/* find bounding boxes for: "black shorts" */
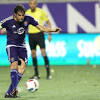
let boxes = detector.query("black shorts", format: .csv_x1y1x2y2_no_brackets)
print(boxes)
29,32,45,50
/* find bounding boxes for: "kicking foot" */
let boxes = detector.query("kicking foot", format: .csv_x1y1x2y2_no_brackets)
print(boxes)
4,93,18,98
5,88,18,98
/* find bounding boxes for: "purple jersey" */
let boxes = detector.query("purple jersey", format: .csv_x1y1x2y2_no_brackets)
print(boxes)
1,16,38,46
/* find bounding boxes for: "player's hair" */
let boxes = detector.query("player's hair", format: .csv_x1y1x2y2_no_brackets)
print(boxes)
14,4,26,14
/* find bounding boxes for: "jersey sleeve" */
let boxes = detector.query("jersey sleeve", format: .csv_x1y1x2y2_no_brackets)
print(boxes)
1,21,7,28
28,16,39,26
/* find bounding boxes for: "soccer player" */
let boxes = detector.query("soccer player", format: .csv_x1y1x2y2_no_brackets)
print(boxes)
0,4,61,98
26,0,53,79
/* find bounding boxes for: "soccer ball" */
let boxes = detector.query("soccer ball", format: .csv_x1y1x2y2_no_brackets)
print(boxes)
26,79,39,92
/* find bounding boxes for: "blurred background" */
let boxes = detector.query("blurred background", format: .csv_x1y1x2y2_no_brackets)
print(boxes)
0,0,100,66
1,1,100,100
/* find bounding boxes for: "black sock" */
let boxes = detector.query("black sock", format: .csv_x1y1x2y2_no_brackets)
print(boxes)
32,57,38,76
43,56,50,76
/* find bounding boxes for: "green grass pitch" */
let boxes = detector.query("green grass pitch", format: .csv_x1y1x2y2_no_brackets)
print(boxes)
0,66,100,100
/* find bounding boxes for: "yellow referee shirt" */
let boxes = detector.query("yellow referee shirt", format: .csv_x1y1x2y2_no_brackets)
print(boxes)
26,7,49,34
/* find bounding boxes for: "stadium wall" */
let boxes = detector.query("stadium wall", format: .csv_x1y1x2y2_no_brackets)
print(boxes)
0,0,99,4
0,2,100,33
0,34,100,66
0,1,100,66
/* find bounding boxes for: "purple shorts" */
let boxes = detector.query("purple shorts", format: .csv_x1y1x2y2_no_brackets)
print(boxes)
6,46,28,64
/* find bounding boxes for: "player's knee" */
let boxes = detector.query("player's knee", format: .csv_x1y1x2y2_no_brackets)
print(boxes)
31,50,36,57
10,61,18,69
41,52,46,56
32,54,36,58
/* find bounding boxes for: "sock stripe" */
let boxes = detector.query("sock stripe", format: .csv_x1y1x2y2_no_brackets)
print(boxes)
17,72,22,77
10,69,18,73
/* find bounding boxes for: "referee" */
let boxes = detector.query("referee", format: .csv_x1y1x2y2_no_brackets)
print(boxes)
26,0,52,79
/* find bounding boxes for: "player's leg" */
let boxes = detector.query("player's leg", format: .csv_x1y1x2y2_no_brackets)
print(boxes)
31,49,40,79
6,59,25,98
5,46,19,98
17,47,28,84
41,48,52,79
17,59,26,84
29,34,40,79
18,59,26,74
39,32,52,79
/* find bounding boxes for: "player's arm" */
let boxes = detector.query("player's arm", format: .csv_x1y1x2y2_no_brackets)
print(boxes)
46,20,52,41
36,24,61,33
42,11,52,41
46,20,51,34
28,16,61,32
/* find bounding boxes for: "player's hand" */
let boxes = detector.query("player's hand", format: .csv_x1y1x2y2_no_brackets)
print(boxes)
0,28,6,34
55,27,61,32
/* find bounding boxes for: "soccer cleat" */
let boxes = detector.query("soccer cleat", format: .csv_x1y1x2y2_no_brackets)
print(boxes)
30,75,40,79
47,75,52,80
5,88,18,98
11,88,18,96
5,93,18,98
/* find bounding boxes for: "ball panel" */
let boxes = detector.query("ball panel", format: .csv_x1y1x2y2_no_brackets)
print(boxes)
26,79,39,92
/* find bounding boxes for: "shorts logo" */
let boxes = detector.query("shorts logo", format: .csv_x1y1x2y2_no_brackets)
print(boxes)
10,57,14,62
